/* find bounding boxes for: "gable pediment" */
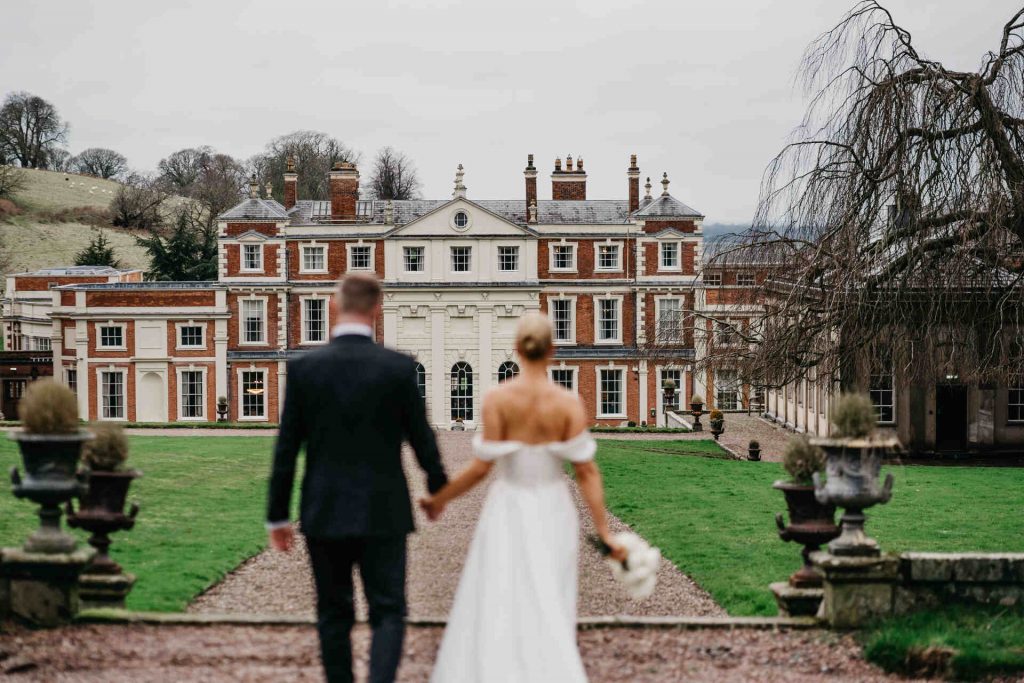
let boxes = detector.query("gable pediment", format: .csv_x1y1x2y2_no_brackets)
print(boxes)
235,231,271,242
387,198,533,237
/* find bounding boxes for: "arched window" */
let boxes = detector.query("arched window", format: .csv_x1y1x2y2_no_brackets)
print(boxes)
497,361,520,383
414,363,427,401
450,362,474,421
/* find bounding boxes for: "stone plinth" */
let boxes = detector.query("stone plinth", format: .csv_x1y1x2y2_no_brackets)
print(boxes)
0,546,95,626
770,581,823,617
811,551,899,629
80,572,136,610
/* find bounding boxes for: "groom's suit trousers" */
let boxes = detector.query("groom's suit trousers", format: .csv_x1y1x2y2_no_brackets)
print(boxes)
307,534,408,683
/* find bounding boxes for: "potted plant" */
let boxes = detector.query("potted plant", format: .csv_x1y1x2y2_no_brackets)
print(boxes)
9,380,90,554
773,436,839,588
451,417,465,431
811,393,897,557
708,408,725,440
216,396,229,422
748,439,761,461
689,393,705,432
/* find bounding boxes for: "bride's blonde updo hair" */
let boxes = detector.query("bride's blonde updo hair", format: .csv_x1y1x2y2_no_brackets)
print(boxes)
516,312,553,361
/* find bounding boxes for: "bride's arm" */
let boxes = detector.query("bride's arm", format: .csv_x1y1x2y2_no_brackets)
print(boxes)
418,394,500,520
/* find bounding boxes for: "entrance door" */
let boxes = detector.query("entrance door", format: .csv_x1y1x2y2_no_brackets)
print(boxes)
137,371,166,423
2,380,26,420
935,384,968,451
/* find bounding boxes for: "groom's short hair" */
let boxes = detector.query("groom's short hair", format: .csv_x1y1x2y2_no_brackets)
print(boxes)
338,273,382,314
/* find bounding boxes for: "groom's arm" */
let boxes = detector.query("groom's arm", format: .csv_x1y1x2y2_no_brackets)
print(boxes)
401,363,448,494
267,358,306,529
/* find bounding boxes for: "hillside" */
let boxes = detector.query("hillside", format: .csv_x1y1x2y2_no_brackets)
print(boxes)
1,168,152,274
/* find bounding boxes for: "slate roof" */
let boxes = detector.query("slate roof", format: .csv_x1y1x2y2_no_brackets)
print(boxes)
218,198,291,221
633,194,704,219
14,266,130,276
285,199,634,226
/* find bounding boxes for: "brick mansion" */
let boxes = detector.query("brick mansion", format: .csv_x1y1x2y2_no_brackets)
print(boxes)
1,154,756,428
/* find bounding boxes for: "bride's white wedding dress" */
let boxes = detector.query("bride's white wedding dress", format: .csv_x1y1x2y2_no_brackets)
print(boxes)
430,431,596,683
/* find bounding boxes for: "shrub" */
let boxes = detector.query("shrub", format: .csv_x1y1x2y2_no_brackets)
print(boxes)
690,393,705,405
662,377,677,390
0,198,20,217
20,380,79,434
709,408,724,421
749,440,760,449
782,436,825,484
627,420,637,427
831,393,876,439
81,422,129,471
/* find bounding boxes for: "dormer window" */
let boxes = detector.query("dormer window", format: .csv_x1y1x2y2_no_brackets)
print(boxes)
242,244,263,272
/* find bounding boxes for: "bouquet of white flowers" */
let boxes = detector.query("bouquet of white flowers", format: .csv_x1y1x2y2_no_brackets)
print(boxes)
588,532,660,600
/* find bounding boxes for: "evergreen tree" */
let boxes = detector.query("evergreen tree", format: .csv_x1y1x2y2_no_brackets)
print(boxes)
137,205,218,281
74,231,121,268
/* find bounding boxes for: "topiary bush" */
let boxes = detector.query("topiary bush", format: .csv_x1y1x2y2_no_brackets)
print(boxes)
709,408,724,421
831,393,876,439
81,422,129,471
20,380,79,434
782,436,825,484
690,393,705,405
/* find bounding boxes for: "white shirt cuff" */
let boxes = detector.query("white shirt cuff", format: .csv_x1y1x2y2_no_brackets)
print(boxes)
265,520,292,531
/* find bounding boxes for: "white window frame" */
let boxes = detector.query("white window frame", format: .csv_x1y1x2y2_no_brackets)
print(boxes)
403,245,426,273
869,372,896,425
97,322,127,350
595,241,623,272
496,245,520,273
177,366,208,421
658,366,685,415
65,367,78,394
737,272,756,287
705,272,722,286
241,243,264,272
96,367,127,421
300,295,330,345
659,241,681,271
1009,378,1024,423
239,296,268,346
549,365,578,393
450,245,472,273
715,318,742,347
596,365,627,419
550,242,577,272
175,321,207,350
594,295,623,345
715,369,741,411
547,295,577,345
300,243,328,274
237,368,268,421
347,243,374,271
655,297,684,344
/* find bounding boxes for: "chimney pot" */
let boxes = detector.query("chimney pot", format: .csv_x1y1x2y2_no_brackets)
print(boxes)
248,174,259,199
554,157,562,172
628,155,640,213
576,156,583,171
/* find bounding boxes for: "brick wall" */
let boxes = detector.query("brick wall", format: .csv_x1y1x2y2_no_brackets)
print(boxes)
552,179,586,200
538,239,636,279
86,362,135,421
226,243,280,278
227,292,282,351
643,291,694,347
287,241,346,280
228,362,280,422
88,321,135,359
84,291,216,308
330,177,359,220
165,320,215,357
168,362,217,422
642,219,698,235
15,275,109,292
224,222,278,238
539,291,635,346
573,359,641,425
60,291,75,306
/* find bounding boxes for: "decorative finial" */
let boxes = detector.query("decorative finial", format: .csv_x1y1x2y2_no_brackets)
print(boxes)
661,172,670,196
265,180,273,199
566,154,573,170
384,199,394,224
528,198,538,224
453,163,467,198
554,157,562,171
249,174,259,199
527,153,534,169
644,176,652,199
576,156,583,171
286,156,296,173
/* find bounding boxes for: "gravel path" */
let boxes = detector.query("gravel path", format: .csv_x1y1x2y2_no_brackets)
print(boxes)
189,431,723,618
0,623,945,682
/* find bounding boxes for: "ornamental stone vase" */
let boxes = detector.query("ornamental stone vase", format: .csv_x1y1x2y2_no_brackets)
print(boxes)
690,402,704,432
709,418,724,440
9,431,91,554
811,437,897,557
773,481,840,587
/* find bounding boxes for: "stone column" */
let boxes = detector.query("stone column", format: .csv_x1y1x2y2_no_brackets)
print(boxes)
638,360,649,425
478,307,493,411
431,308,446,426
811,551,899,629
383,308,398,348
0,546,94,626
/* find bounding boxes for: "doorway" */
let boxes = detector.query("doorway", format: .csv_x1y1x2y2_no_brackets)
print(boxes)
2,380,26,420
935,384,968,451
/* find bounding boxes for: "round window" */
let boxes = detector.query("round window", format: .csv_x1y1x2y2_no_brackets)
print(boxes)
453,210,469,229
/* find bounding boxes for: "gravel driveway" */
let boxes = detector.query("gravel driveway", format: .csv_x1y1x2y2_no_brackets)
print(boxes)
189,431,723,619
0,623,942,683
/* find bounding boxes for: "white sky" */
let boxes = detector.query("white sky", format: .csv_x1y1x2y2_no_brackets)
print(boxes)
2,0,1018,223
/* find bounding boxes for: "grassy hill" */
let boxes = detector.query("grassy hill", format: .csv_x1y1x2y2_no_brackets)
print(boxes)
1,168,152,274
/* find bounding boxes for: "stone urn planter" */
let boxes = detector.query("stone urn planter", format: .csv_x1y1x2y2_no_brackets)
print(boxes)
216,396,229,422
11,431,91,554
774,482,839,587
708,409,724,441
748,440,761,461
689,394,704,432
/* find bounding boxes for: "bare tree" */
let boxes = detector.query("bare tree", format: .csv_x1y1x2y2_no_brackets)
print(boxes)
0,91,69,168
110,173,168,230
367,146,421,200
157,146,215,194
0,164,28,200
47,148,75,173
704,2,1024,389
249,130,359,201
72,147,128,179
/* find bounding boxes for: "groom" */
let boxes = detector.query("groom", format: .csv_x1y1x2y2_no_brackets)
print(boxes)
266,273,448,683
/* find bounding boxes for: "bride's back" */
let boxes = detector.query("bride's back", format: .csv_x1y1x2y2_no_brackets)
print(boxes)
484,374,582,444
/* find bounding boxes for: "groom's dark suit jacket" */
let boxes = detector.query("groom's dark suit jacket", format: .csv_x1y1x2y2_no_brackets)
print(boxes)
267,334,448,537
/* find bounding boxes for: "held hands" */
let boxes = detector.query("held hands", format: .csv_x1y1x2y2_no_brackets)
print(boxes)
418,496,446,522
601,534,628,563
269,525,295,552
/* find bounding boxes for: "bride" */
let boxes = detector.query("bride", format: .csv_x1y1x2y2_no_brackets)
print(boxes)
419,312,626,682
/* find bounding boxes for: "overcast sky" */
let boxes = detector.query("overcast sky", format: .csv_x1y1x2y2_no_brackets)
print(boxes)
3,0,1019,223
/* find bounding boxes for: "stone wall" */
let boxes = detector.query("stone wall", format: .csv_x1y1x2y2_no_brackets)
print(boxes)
895,552,1024,612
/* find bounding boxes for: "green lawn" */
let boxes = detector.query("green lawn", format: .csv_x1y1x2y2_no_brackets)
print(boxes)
0,435,278,612
596,439,1024,616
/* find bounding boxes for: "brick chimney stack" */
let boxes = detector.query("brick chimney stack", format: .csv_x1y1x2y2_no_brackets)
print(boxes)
283,156,298,210
552,153,587,200
628,154,640,213
329,161,359,220
524,154,537,217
